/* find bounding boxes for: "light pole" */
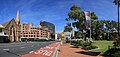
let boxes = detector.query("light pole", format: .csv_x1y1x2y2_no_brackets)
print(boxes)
114,0,120,36
117,1,120,36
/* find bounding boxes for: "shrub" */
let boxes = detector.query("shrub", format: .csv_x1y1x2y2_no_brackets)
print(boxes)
70,40,97,50
104,48,120,57
82,45,98,50
83,46,91,50
91,45,98,49
74,40,81,47
82,41,92,47
70,40,84,48
113,41,120,47
70,40,76,45
112,51,120,57
66,38,70,43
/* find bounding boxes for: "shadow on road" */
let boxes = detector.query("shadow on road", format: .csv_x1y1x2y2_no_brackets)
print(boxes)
6,51,20,56
75,51,101,56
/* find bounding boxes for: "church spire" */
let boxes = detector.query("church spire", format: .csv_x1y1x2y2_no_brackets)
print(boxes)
16,10,20,24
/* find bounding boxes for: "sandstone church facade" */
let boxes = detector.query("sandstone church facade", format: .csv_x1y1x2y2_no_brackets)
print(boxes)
2,11,21,42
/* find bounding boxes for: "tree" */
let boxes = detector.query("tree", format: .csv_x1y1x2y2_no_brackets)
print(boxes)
66,4,98,39
91,20,104,40
64,25,72,32
65,4,120,40
64,18,72,32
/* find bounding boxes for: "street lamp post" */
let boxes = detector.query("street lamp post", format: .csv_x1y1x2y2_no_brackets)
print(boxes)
118,1,120,36
114,0,120,36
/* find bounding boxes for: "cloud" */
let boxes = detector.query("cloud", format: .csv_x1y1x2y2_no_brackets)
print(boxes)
56,0,81,8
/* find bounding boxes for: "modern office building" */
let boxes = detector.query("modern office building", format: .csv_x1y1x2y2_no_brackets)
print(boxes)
20,23,50,39
40,21,55,39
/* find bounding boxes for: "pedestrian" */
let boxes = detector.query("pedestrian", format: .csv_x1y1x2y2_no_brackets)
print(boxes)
59,39,63,52
26,38,27,43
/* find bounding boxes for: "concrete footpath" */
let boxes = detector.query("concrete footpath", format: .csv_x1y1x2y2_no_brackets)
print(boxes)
58,44,103,57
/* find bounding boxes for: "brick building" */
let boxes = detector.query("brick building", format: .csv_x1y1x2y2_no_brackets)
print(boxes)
0,10,51,42
20,23,50,39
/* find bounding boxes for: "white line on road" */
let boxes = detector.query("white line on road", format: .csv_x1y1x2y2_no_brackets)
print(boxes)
29,51,34,53
21,47,25,49
3,49,9,51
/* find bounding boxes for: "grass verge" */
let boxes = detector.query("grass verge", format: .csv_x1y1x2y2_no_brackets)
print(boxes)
90,40,113,54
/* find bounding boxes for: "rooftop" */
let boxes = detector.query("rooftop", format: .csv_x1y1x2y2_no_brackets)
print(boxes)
0,24,4,28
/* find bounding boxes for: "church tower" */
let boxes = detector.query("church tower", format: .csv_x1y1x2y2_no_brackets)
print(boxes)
16,10,20,42
16,10,20,24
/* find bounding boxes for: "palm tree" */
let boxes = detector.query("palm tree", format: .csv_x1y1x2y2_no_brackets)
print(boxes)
113,0,120,35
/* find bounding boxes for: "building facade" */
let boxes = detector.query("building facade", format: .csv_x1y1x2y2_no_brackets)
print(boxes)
40,21,55,39
20,23,50,39
2,18,19,42
0,24,4,35
16,11,21,41
1,11,21,42
0,24,9,42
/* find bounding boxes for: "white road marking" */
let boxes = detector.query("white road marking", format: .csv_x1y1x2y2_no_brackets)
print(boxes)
3,49,9,51
21,47,25,48
29,51,34,53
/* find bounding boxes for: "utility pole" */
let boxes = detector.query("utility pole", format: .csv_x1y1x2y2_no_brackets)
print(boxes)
118,1,119,36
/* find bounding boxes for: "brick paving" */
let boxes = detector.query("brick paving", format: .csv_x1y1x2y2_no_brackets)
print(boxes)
58,44,103,57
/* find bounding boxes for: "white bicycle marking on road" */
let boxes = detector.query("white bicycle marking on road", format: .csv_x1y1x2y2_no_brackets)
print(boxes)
29,51,34,53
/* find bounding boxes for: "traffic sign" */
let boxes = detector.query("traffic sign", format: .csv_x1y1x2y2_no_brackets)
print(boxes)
61,32,65,37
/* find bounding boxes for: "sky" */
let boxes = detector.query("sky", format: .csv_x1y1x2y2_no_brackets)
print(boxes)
0,0,118,33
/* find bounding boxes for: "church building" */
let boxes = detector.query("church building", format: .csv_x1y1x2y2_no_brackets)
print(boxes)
2,11,21,42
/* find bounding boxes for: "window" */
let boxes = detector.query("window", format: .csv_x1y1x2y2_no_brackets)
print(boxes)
0,28,2,33
10,29,12,35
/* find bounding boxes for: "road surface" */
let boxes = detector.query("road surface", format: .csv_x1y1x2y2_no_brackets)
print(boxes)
0,41,55,57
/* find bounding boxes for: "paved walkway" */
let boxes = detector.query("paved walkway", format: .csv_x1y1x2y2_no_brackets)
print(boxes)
58,44,103,57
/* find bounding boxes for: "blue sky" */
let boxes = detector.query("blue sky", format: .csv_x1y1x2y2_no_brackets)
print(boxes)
0,0,118,33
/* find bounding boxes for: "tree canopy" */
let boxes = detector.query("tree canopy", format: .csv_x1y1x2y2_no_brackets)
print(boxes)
64,4,118,40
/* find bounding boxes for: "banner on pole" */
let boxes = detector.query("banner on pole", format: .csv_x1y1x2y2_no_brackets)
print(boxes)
84,11,91,29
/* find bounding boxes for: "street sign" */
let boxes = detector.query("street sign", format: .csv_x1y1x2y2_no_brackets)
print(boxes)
61,32,65,37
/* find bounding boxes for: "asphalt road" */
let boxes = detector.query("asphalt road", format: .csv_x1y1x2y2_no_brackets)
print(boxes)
0,41,55,57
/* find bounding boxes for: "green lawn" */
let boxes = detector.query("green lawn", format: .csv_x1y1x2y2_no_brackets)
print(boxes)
91,40,113,54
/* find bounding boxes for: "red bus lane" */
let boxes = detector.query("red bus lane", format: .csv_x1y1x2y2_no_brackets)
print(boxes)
20,42,60,57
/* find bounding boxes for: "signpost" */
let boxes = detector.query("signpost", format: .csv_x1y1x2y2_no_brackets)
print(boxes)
61,32,65,37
